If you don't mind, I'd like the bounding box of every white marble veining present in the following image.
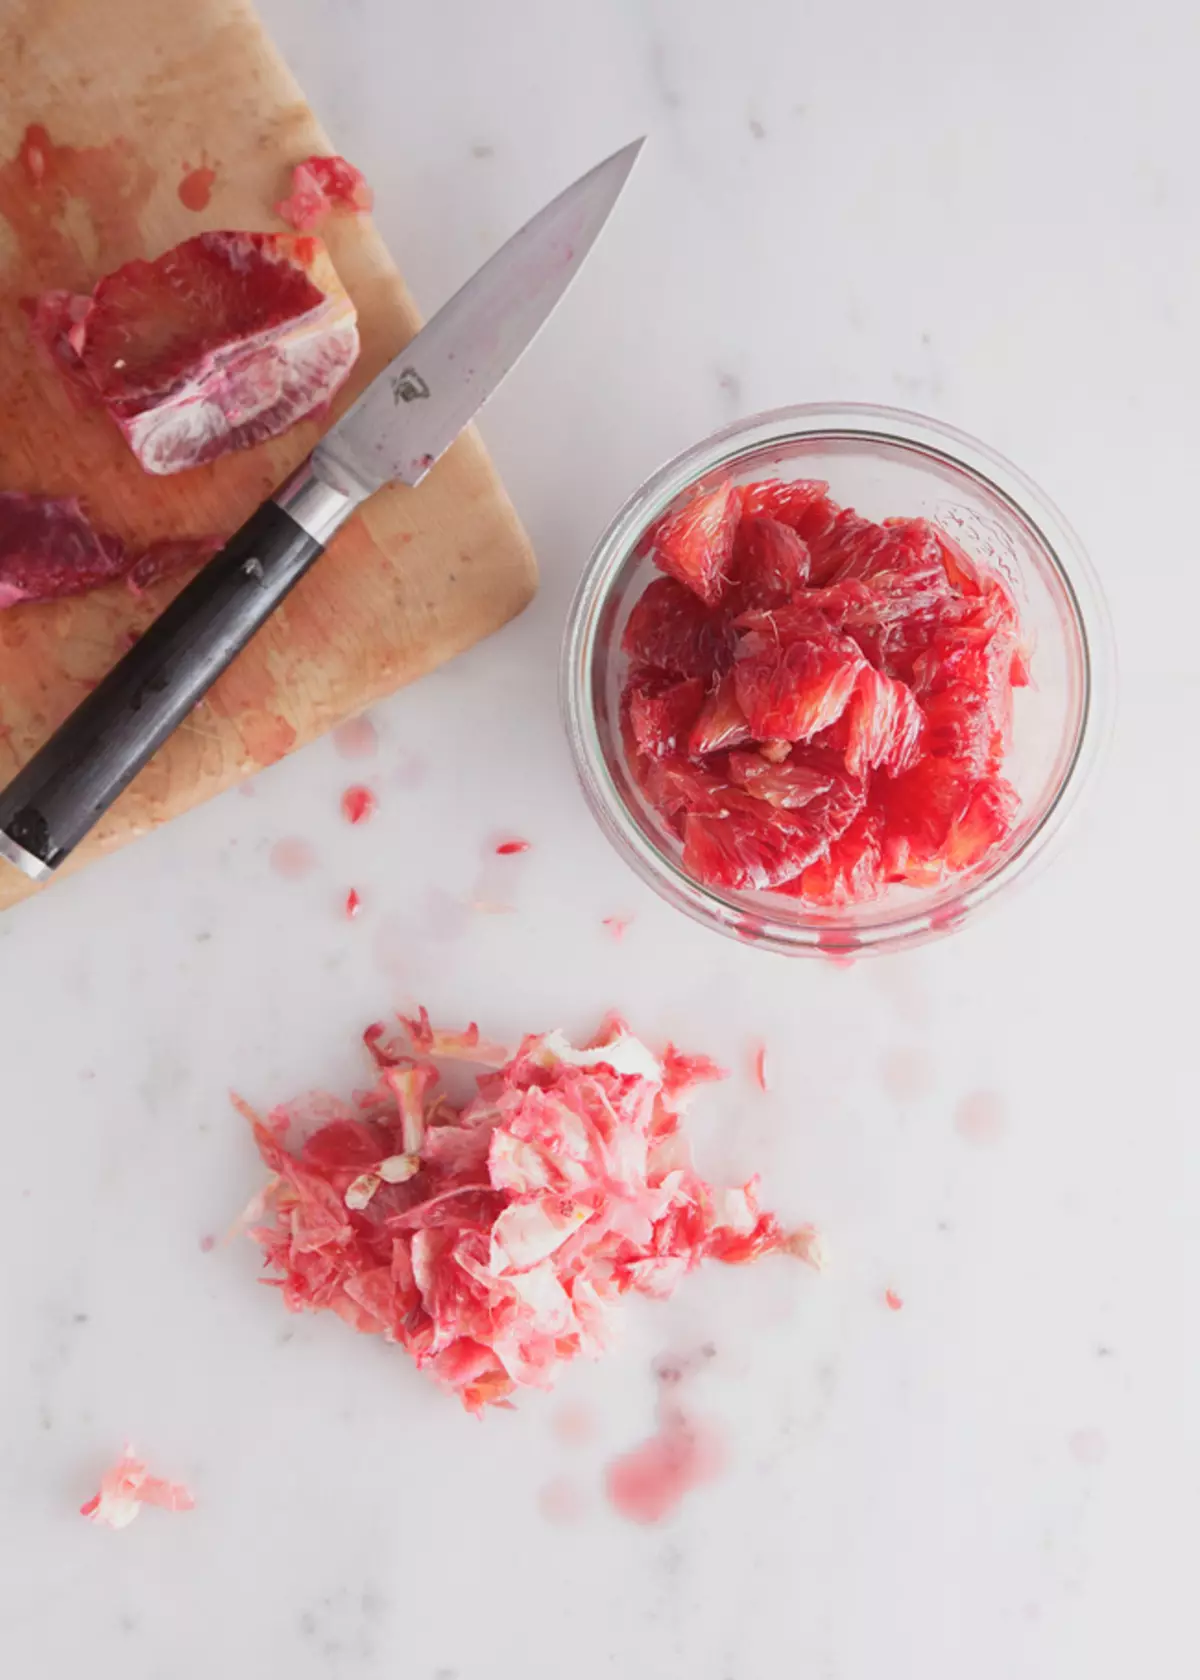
[3,1,1199,1676]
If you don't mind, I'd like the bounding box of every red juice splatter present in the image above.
[0,123,155,285]
[495,838,530,856]
[333,715,379,760]
[344,887,362,919]
[602,915,632,941]
[269,837,317,880]
[20,126,47,185]
[605,1408,726,1525]
[199,1234,215,1254]
[178,163,216,211]
[817,932,858,968]
[884,1288,904,1311]
[341,784,376,824]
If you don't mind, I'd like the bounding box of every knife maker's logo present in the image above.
[391,367,430,404]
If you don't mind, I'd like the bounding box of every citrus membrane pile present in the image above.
[242,1011,819,1413]
[620,478,1027,905]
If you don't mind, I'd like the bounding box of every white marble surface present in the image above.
[3,1,1198,1675]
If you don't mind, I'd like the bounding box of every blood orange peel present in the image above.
[0,492,217,607]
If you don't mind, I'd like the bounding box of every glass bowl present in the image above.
[561,402,1113,957]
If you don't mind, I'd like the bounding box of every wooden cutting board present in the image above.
[0,0,537,910]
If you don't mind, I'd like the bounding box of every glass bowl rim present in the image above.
[561,401,1115,956]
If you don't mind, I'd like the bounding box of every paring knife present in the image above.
[0,138,643,883]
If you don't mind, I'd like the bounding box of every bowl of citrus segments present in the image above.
[562,403,1112,956]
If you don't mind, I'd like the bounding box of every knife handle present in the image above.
[0,465,353,880]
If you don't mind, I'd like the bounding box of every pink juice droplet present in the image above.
[954,1090,1007,1146]
[605,1409,726,1525]
[269,837,317,880]
[1069,1427,1108,1466]
[538,1477,586,1524]
[552,1402,596,1447]
[177,162,216,211]
[333,714,379,761]
[880,1047,933,1102]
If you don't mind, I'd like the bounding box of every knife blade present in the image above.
[0,137,643,884]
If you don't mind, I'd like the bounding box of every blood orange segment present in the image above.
[688,672,752,755]
[683,804,808,892]
[843,667,925,779]
[30,231,359,474]
[737,481,842,561]
[733,628,865,742]
[735,585,874,639]
[914,609,1016,772]
[730,515,811,606]
[738,478,830,528]
[879,755,977,867]
[943,774,1019,871]
[622,577,734,679]
[683,760,863,892]
[726,750,834,809]
[795,808,885,906]
[650,482,739,606]
[919,685,992,771]
[628,677,706,758]
[637,754,730,823]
